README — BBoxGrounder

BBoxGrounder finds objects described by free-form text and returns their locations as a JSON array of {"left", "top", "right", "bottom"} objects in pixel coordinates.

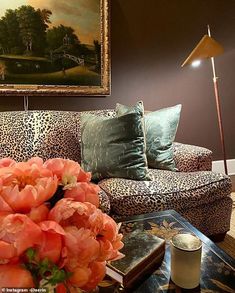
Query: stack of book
[{"left": 106, "top": 228, "right": 165, "bottom": 288}]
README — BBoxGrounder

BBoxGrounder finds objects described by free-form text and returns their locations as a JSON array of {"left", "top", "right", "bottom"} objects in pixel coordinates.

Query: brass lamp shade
[
  {"left": 180, "top": 26, "right": 228, "bottom": 174},
  {"left": 181, "top": 35, "right": 224, "bottom": 67}
]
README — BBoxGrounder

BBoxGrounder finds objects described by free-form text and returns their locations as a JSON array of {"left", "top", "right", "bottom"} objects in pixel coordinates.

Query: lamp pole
[{"left": 207, "top": 25, "right": 228, "bottom": 175}]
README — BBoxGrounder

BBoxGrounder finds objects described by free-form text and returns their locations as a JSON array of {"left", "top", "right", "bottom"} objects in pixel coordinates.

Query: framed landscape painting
[{"left": 0, "top": 0, "right": 110, "bottom": 96}]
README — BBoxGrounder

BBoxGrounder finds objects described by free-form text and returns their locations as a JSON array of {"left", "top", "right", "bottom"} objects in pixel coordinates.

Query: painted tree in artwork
[
  {"left": 47, "top": 25, "right": 80, "bottom": 51},
  {"left": 39, "top": 9, "right": 52, "bottom": 25},
  {"left": 0, "top": 5, "right": 51, "bottom": 56},
  {"left": 0, "top": 19, "right": 8, "bottom": 54},
  {"left": 0, "top": 5, "right": 96, "bottom": 60},
  {"left": 0, "top": 9, "right": 23, "bottom": 54},
  {"left": 2, "top": 9, "right": 22, "bottom": 54},
  {"left": 16, "top": 5, "right": 49, "bottom": 55},
  {"left": 0, "top": 4, "right": 101, "bottom": 86}
]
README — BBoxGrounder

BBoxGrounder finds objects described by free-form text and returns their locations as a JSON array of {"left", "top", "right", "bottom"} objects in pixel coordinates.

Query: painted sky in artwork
[{"left": 0, "top": 0, "right": 100, "bottom": 45}]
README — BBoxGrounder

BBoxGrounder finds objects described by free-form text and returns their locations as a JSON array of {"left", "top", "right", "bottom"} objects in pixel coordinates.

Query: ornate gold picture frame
[{"left": 0, "top": 0, "right": 110, "bottom": 96}]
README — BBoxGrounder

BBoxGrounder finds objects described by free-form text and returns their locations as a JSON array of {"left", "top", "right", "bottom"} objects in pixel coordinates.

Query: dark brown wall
[{"left": 0, "top": 0, "right": 234, "bottom": 160}]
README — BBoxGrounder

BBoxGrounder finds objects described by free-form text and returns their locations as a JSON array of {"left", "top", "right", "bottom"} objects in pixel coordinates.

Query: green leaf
[
  {"left": 26, "top": 248, "right": 36, "bottom": 261},
  {"left": 24, "top": 253, "right": 73, "bottom": 287},
  {"left": 41, "top": 258, "right": 50, "bottom": 267}
]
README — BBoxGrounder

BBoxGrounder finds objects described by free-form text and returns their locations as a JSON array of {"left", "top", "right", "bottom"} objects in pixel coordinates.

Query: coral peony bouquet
[{"left": 0, "top": 157, "right": 124, "bottom": 292}]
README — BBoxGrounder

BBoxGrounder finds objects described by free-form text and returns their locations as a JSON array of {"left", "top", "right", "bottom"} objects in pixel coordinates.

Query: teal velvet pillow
[
  {"left": 116, "top": 103, "right": 182, "bottom": 171},
  {"left": 80, "top": 102, "right": 149, "bottom": 181}
]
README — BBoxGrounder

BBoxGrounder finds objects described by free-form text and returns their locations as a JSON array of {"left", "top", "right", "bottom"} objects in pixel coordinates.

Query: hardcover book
[{"left": 106, "top": 228, "right": 165, "bottom": 288}]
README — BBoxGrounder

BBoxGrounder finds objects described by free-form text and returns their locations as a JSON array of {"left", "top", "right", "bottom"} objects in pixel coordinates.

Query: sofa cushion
[
  {"left": 98, "top": 170, "right": 232, "bottom": 216},
  {"left": 116, "top": 103, "right": 182, "bottom": 171},
  {"left": 80, "top": 102, "right": 149, "bottom": 181}
]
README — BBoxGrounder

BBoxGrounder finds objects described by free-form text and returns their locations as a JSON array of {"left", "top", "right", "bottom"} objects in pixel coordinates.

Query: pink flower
[
  {"left": 0, "top": 160, "right": 58, "bottom": 213},
  {"left": 0, "top": 156, "right": 124, "bottom": 291},
  {"left": 0, "top": 193, "right": 13, "bottom": 213},
  {"left": 0, "top": 264, "right": 35, "bottom": 287},
  {"left": 97, "top": 214, "right": 124, "bottom": 262},
  {"left": 0, "top": 168, "right": 15, "bottom": 186},
  {"left": 49, "top": 202, "right": 106, "bottom": 291},
  {"left": 64, "top": 182, "right": 100, "bottom": 207},
  {"left": 44, "top": 158, "right": 91, "bottom": 185},
  {"left": 37, "top": 221, "right": 65, "bottom": 264},
  {"left": 81, "top": 261, "right": 106, "bottom": 292},
  {"left": 68, "top": 266, "right": 92, "bottom": 288},
  {"left": 64, "top": 226, "right": 100, "bottom": 270},
  {"left": 48, "top": 198, "right": 102, "bottom": 232},
  {"left": 27, "top": 204, "right": 50, "bottom": 223},
  {"left": 0, "top": 158, "right": 16, "bottom": 168},
  {"left": 0, "top": 213, "right": 42, "bottom": 264},
  {"left": 49, "top": 199, "right": 124, "bottom": 262},
  {"left": 64, "top": 260, "right": 106, "bottom": 291},
  {"left": 61, "top": 262, "right": 106, "bottom": 291},
  {"left": 76, "top": 167, "right": 92, "bottom": 182}
]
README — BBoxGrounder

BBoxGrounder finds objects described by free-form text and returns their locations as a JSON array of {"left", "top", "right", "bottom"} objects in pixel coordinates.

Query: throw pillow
[
  {"left": 116, "top": 103, "right": 182, "bottom": 171},
  {"left": 80, "top": 101, "right": 149, "bottom": 181}
]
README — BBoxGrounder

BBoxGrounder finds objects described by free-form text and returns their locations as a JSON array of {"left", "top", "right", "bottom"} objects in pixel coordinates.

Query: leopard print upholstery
[
  {"left": 178, "top": 197, "right": 232, "bottom": 236},
  {"left": 0, "top": 110, "right": 212, "bottom": 171},
  {"left": 0, "top": 110, "right": 232, "bottom": 235},
  {"left": 173, "top": 142, "right": 212, "bottom": 171},
  {"left": 112, "top": 196, "right": 232, "bottom": 237},
  {"left": 0, "top": 110, "right": 114, "bottom": 163},
  {"left": 99, "top": 169, "right": 232, "bottom": 236},
  {"left": 98, "top": 189, "right": 110, "bottom": 214},
  {"left": 0, "top": 110, "right": 114, "bottom": 213}
]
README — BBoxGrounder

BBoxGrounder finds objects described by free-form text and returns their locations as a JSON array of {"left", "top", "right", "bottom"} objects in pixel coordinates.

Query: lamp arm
[
  {"left": 209, "top": 59, "right": 228, "bottom": 174},
  {"left": 207, "top": 25, "right": 228, "bottom": 174}
]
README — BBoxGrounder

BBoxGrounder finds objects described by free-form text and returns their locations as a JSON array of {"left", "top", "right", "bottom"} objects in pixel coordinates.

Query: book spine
[{"left": 124, "top": 249, "right": 165, "bottom": 288}]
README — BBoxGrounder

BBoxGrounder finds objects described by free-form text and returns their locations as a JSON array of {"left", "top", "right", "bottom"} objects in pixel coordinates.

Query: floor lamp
[{"left": 181, "top": 25, "right": 228, "bottom": 175}]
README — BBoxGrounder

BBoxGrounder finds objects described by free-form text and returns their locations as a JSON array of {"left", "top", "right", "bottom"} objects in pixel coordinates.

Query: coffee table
[{"left": 99, "top": 210, "right": 235, "bottom": 292}]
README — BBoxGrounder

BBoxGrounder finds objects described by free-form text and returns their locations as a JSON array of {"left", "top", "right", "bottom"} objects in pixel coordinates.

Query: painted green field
[
  {"left": 0, "top": 54, "right": 50, "bottom": 62},
  {"left": 1, "top": 66, "right": 101, "bottom": 86}
]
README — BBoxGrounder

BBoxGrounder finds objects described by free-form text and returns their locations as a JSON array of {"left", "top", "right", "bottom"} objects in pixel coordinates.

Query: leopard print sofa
[
  {"left": 0, "top": 110, "right": 232, "bottom": 237},
  {"left": 99, "top": 170, "right": 232, "bottom": 236}
]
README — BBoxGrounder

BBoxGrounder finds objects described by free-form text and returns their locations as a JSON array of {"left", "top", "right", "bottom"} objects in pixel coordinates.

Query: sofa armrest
[
  {"left": 99, "top": 189, "right": 111, "bottom": 214},
  {"left": 173, "top": 142, "right": 212, "bottom": 172}
]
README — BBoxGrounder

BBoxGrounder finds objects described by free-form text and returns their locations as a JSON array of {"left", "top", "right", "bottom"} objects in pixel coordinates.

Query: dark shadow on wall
[{"left": 0, "top": 0, "right": 234, "bottom": 160}]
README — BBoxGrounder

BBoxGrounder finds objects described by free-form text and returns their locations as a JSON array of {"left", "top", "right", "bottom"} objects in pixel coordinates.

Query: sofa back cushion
[
  {"left": 116, "top": 103, "right": 182, "bottom": 171},
  {"left": 0, "top": 110, "right": 115, "bottom": 162}
]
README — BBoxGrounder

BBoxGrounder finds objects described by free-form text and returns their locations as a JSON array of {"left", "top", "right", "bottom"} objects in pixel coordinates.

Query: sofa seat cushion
[{"left": 98, "top": 170, "right": 232, "bottom": 216}]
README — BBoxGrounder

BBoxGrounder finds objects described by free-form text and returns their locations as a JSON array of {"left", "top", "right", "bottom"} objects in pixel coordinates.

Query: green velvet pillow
[
  {"left": 116, "top": 103, "right": 182, "bottom": 171},
  {"left": 80, "top": 102, "right": 149, "bottom": 181}
]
